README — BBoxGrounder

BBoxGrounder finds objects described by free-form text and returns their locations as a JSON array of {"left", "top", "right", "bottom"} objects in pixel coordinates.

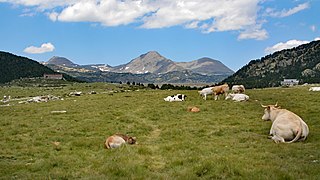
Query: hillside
[
  {"left": 0, "top": 51, "right": 80, "bottom": 84},
  {"left": 223, "top": 40, "right": 320, "bottom": 88}
]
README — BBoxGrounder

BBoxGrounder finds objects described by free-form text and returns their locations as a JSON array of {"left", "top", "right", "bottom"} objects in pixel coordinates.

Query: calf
[
  {"left": 187, "top": 106, "right": 200, "bottom": 112},
  {"left": 261, "top": 103, "right": 309, "bottom": 143},
  {"left": 105, "top": 134, "right": 137, "bottom": 149},
  {"left": 164, "top": 94, "right": 187, "bottom": 102}
]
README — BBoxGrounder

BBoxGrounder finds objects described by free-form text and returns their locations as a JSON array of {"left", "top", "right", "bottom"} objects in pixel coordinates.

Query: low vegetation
[{"left": 1, "top": 83, "right": 319, "bottom": 179}]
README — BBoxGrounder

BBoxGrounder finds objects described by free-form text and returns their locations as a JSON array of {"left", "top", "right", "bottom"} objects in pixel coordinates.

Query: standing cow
[
  {"left": 198, "top": 87, "right": 213, "bottom": 100},
  {"left": 211, "top": 83, "right": 229, "bottom": 100},
  {"left": 261, "top": 103, "right": 309, "bottom": 143}
]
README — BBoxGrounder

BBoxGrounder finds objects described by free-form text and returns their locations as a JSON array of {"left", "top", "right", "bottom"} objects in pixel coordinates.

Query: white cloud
[
  {"left": 266, "top": 2, "right": 309, "bottom": 18},
  {"left": 315, "top": 37, "right": 320, "bottom": 41},
  {"left": 265, "top": 39, "right": 309, "bottom": 54},
  {"left": 310, "top": 25, "right": 316, "bottom": 32},
  {"left": 23, "top": 42, "right": 55, "bottom": 54},
  {"left": 141, "top": 0, "right": 260, "bottom": 32},
  {"left": 54, "top": 0, "right": 154, "bottom": 26},
  {"left": 238, "top": 24, "right": 268, "bottom": 40},
  {"left": 238, "top": 28, "right": 268, "bottom": 40},
  {"left": 2, "top": 0, "right": 264, "bottom": 39},
  {"left": 3, "top": 0, "right": 299, "bottom": 40}
]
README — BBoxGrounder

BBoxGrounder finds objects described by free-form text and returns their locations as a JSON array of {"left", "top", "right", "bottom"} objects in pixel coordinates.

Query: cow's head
[
  {"left": 225, "top": 93, "right": 234, "bottom": 100},
  {"left": 261, "top": 103, "right": 280, "bottom": 121},
  {"left": 127, "top": 136, "right": 137, "bottom": 144}
]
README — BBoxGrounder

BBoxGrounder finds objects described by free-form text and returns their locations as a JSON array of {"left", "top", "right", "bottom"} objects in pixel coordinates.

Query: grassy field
[{"left": 0, "top": 83, "right": 320, "bottom": 179}]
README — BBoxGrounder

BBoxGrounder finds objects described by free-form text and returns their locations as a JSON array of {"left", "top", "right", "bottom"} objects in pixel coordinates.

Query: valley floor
[{"left": 0, "top": 83, "right": 319, "bottom": 179}]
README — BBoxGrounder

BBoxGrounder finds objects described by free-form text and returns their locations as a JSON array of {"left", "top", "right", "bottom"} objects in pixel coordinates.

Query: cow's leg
[
  {"left": 204, "top": 94, "right": 207, "bottom": 100},
  {"left": 272, "top": 135, "right": 285, "bottom": 143}
]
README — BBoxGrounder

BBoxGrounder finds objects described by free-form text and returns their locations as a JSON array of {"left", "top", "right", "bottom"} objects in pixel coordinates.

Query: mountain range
[
  {"left": 45, "top": 51, "right": 234, "bottom": 84},
  {"left": 2, "top": 40, "right": 319, "bottom": 87}
]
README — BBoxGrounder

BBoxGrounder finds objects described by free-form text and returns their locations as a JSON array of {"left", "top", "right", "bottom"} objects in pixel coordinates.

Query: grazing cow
[
  {"left": 187, "top": 106, "right": 200, "bottom": 112},
  {"left": 261, "top": 103, "right": 309, "bottom": 143},
  {"left": 105, "top": 134, "right": 137, "bottom": 149},
  {"left": 225, "top": 93, "right": 249, "bottom": 102},
  {"left": 309, "top": 87, "right": 320, "bottom": 91},
  {"left": 211, "top": 83, "right": 229, "bottom": 100},
  {"left": 231, "top": 85, "right": 245, "bottom": 93},
  {"left": 198, "top": 87, "right": 213, "bottom": 100},
  {"left": 164, "top": 94, "right": 187, "bottom": 102}
]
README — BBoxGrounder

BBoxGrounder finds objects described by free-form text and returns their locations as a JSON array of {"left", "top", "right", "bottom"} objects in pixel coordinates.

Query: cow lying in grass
[
  {"left": 231, "top": 85, "right": 245, "bottom": 93},
  {"left": 164, "top": 94, "right": 187, "bottom": 102},
  {"left": 309, "top": 87, "right": 320, "bottom": 91},
  {"left": 105, "top": 134, "right": 137, "bottom": 149},
  {"left": 187, "top": 106, "right": 200, "bottom": 112},
  {"left": 225, "top": 93, "right": 249, "bottom": 102},
  {"left": 261, "top": 103, "right": 309, "bottom": 143}
]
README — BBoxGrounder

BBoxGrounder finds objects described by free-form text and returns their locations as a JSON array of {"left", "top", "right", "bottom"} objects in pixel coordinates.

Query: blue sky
[{"left": 0, "top": 0, "right": 319, "bottom": 71}]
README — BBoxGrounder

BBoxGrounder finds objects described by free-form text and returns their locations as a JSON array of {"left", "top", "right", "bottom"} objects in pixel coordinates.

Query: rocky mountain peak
[
  {"left": 136, "top": 51, "right": 166, "bottom": 63},
  {"left": 47, "top": 56, "right": 77, "bottom": 67}
]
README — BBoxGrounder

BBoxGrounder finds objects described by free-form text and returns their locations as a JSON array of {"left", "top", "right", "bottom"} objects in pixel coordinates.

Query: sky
[{"left": 0, "top": 0, "right": 319, "bottom": 71}]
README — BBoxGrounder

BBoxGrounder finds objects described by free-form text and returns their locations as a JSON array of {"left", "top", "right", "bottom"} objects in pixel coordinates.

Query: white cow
[
  {"left": 261, "top": 103, "right": 309, "bottom": 143},
  {"left": 231, "top": 85, "right": 245, "bottom": 93},
  {"left": 164, "top": 94, "right": 187, "bottom": 102},
  {"left": 198, "top": 87, "right": 213, "bottom": 100},
  {"left": 225, "top": 93, "right": 249, "bottom": 102},
  {"left": 309, "top": 87, "right": 320, "bottom": 91}
]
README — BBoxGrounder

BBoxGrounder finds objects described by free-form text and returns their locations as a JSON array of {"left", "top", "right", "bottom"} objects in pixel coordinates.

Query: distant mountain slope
[
  {"left": 176, "top": 57, "right": 234, "bottom": 75},
  {"left": 112, "top": 51, "right": 184, "bottom": 74},
  {"left": 47, "top": 56, "right": 78, "bottom": 67},
  {"left": 223, "top": 40, "right": 320, "bottom": 88},
  {"left": 0, "top": 51, "right": 80, "bottom": 84}
]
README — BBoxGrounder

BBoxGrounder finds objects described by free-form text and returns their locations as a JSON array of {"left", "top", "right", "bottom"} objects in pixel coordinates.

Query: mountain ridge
[
  {"left": 222, "top": 40, "right": 320, "bottom": 88},
  {"left": 47, "top": 51, "right": 234, "bottom": 76},
  {"left": 46, "top": 51, "right": 233, "bottom": 84}
]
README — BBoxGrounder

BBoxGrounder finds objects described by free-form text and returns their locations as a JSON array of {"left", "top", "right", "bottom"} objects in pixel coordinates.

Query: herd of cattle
[
  {"left": 164, "top": 84, "right": 247, "bottom": 102},
  {"left": 106, "top": 83, "right": 315, "bottom": 148}
]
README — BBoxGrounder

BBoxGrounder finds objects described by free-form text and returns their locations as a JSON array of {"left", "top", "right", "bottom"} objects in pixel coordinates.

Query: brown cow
[
  {"left": 211, "top": 83, "right": 229, "bottom": 100},
  {"left": 105, "top": 133, "right": 136, "bottom": 149},
  {"left": 187, "top": 106, "right": 200, "bottom": 112}
]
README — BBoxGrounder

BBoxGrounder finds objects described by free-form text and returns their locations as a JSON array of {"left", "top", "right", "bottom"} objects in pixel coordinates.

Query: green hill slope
[
  {"left": 0, "top": 51, "right": 80, "bottom": 84},
  {"left": 223, "top": 40, "right": 320, "bottom": 88}
]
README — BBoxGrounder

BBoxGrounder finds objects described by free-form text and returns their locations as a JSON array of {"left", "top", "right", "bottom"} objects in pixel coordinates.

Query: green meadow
[{"left": 0, "top": 83, "right": 320, "bottom": 179}]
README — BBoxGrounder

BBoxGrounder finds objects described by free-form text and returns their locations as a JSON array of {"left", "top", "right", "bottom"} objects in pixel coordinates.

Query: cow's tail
[{"left": 286, "top": 125, "right": 302, "bottom": 143}]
